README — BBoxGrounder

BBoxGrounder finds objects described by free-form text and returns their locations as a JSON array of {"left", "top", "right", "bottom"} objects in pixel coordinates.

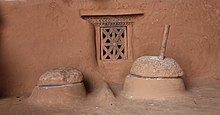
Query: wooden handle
[{"left": 159, "top": 25, "right": 170, "bottom": 60}]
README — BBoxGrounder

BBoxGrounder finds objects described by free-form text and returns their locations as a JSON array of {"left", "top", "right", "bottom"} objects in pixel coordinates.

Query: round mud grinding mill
[
  {"left": 28, "top": 67, "right": 86, "bottom": 106},
  {"left": 123, "top": 25, "right": 186, "bottom": 99}
]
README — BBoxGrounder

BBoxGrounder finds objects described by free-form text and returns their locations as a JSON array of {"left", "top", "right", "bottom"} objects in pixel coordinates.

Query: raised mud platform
[
  {"left": 29, "top": 83, "right": 86, "bottom": 105},
  {"left": 123, "top": 74, "right": 185, "bottom": 99}
]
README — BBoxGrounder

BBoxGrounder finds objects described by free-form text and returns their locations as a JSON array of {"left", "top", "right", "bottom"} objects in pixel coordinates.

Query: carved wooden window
[{"left": 100, "top": 26, "right": 127, "bottom": 61}]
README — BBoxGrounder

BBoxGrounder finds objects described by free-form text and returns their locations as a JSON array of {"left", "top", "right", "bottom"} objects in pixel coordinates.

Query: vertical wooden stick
[{"left": 159, "top": 25, "right": 170, "bottom": 60}]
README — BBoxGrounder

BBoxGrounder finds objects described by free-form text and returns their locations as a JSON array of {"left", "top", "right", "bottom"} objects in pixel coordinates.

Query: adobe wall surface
[{"left": 0, "top": 0, "right": 219, "bottom": 97}]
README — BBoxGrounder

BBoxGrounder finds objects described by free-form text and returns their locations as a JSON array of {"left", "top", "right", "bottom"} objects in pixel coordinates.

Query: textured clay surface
[
  {"left": 130, "top": 56, "right": 184, "bottom": 77},
  {"left": 38, "top": 67, "right": 83, "bottom": 86},
  {"left": 0, "top": 0, "right": 219, "bottom": 98},
  {"left": 87, "top": 82, "right": 116, "bottom": 106},
  {"left": 123, "top": 74, "right": 185, "bottom": 99}
]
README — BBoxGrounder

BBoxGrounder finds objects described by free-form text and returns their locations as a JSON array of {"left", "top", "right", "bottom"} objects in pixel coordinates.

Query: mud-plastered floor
[{"left": 0, "top": 83, "right": 220, "bottom": 115}]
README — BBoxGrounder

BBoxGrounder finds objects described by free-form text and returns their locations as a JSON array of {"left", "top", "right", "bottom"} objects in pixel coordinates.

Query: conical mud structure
[
  {"left": 123, "top": 25, "right": 185, "bottom": 99},
  {"left": 28, "top": 67, "right": 86, "bottom": 105}
]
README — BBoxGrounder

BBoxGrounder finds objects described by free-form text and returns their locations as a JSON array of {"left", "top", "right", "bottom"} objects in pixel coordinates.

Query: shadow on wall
[{"left": 0, "top": 7, "right": 6, "bottom": 98}]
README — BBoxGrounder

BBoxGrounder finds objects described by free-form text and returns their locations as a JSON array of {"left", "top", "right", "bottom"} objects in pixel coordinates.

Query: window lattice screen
[{"left": 100, "top": 27, "right": 127, "bottom": 60}]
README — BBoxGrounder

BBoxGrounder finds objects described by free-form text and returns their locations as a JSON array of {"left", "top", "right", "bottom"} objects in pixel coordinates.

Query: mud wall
[{"left": 0, "top": 0, "right": 219, "bottom": 97}]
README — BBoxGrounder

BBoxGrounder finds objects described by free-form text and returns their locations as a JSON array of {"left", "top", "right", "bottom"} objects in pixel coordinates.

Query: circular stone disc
[
  {"left": 38, "top": 67, "right": 83, "bottom": 86},
  {"left": 130, "top": 56, "right": 184, "bottom": 77}
]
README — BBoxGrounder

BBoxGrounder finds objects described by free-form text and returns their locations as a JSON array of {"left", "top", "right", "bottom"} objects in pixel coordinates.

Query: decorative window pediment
[{"left": 80, "top": 10, "right": 143, "bottom": 64}]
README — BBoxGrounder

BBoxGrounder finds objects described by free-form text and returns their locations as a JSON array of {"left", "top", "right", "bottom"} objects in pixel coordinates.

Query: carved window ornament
[
  {"left": 101, "top": 26, "right": 127, "bottom": 60},
  {"left": 80, "top": 10, "right": 143, "bottom": 64}
]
